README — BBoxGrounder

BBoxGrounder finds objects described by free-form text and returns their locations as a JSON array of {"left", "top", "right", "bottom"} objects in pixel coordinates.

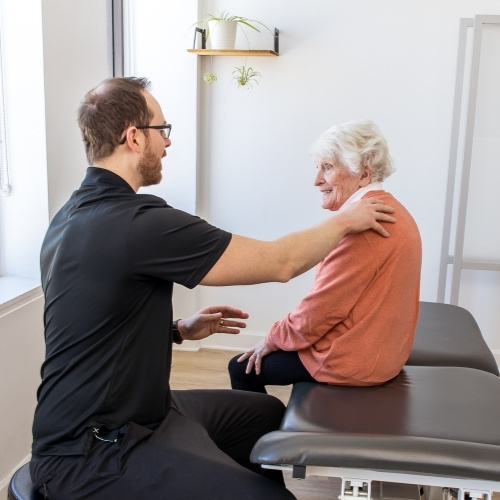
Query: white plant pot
[{"left": 208, "top": 20, "right": 237, "bottom": 50}]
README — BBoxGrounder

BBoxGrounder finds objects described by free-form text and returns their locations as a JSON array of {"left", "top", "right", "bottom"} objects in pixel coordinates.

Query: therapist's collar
[{"left": 343, "top": 181, "right": 384, "bottom": 206}]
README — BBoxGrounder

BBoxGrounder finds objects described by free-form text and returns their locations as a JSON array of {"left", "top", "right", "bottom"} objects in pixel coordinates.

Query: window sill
[{"left": 0, "top": 277, "right": 42, "bottom": 316}]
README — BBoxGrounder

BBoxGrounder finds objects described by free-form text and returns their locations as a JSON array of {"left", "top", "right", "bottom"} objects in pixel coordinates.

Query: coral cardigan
[{"left": 265, "top": 190, "right": 422, "bottom": 386}]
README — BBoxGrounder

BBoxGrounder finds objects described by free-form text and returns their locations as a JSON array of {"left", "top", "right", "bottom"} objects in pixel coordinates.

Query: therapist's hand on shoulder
[
  {"left": 238, "top": 340, "right": 277, "bottom": 375},
  {"left": 178, "top": 306, "right": 249, "bottom": 342},
  {"left": 340, "top": 198, "right": 396, "bottom": 237}
]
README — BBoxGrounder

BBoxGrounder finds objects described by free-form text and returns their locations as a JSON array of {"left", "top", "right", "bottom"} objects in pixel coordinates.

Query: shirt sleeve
[
  {"left": 265, "top": 233, "right": 378, "bottom": 351},
  {"left": 128, "top": 201, "right": 232, "bottom": 289}
]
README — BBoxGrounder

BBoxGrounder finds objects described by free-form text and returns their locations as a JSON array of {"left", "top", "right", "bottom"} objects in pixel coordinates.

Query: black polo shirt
[{"left": 32, "top": 167, "right": 231, "bottom": 456}]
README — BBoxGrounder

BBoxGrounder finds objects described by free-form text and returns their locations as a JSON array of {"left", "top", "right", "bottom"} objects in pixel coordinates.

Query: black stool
[{"left": 8, "top": 463, "right": 42, "bottom": 500}]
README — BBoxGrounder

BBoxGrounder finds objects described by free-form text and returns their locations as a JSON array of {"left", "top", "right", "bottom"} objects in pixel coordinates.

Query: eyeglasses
[
  {"left": 137, "top": 124, "right": 172, "bottom": 139},
  {"left": 119, "top": 124, "right": 172, "bottom": 144}
]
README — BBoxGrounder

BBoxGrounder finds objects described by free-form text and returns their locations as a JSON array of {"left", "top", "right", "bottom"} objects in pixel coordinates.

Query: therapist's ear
[{"left": 123, "top": 127, "right": 141, "bottom": 152}]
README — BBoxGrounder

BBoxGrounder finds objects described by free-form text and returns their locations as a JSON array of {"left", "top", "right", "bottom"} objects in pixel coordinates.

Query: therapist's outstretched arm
[{"left": 201, "top": 197, "right": 395, "bottom": 286}]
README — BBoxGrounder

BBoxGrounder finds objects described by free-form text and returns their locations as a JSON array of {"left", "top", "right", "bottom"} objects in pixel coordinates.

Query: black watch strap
[{"left": 172, "top": 319, "right": 183, "bottom": 345}]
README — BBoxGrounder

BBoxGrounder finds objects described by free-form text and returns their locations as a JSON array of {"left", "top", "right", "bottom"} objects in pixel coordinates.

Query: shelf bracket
[
  {"left": 274, "top": 28, "right": 279, "bottom": 55},
  {"left": 193, "top": 27, "right": 206, "bottom": 49}
]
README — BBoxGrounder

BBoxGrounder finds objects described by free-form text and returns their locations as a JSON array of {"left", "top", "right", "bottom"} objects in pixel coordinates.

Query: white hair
[{"left": 310, "top": 120, "right": 395, "bottom": 182}]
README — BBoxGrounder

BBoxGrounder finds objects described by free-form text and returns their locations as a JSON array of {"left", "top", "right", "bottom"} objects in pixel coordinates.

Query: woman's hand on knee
[{"left": 238, "top": 340, "right": 276, "bottom": 375}]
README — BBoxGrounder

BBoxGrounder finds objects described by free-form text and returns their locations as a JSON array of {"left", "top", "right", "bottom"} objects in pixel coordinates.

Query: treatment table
[{"left": 251, "top": 302, "right": 500, "bottom": 500}]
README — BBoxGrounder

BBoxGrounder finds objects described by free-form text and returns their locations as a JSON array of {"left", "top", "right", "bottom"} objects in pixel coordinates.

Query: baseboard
[
  {"left": 200, "top": 331, "right": 266, "bottom": 351},
  {"left": 0, "top": 454, "right": 30, "bottom": 494}
]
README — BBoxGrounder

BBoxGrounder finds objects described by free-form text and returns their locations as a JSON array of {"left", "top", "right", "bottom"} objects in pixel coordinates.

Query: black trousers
[
  {"left": 30, "top": 390, "right": 296, "bottom": 500},
  {"left": 228, "top": 350, "right": 316, "bottom": 393}
]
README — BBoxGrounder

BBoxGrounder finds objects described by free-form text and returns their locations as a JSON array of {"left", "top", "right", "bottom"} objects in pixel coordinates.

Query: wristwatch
[{"left": 172, "top": 319, "right": 183, "bottom": 345}]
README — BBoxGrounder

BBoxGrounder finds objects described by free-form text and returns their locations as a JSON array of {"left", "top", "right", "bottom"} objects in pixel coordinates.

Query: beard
[{"left": 138, "top": 146, "right": 163, "bottom": 187}]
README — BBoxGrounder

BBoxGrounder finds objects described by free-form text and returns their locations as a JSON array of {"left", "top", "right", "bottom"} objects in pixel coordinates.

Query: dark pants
[
  {"left": 30, "top": 390, "right": 296, "bottom": 500},
  {"left": 228, "top": 350, "right": 316, "bottom": 393}
]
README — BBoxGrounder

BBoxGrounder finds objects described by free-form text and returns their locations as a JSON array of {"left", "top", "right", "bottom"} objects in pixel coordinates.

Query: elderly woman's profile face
[{"left": 314, "top": 159, "right": 368, "bottom": 211}]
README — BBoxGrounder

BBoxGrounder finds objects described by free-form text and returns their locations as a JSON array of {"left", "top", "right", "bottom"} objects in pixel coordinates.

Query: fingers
[
  {"left": 222, "top": 311, "right": 249, "bottom": 320},
  {"left": 372, "top": 201, "right": 396, "bottom": 224},
  {"left": 238, "top": 350, "right": 253, "bottom": 362},
  {"left": 254, "top": 355, "right": 262, "bottom": 375},
  {"left": 372, "top": 206, "right": 396, "bottom": 237},
  {"left": 245, "top": 354, "right": 256, "bottom": 374},
  {"left": 375, "top": 212, "right": 396, "bottom": 224},
  {"left": 245, "top": 353, "right": 261, "bottom": 375},
  {"left": 214, "top": 306, "right": 249, "bottom": 319},
  {"left": 372, "top": 222, "right": 390, "bottom": 238},
  {"left": 339, "top": 198, "right": 396, "bottom": 237},
  {"left": 218, "top": 318, "right": 246, "bottom": 335},
  {"left": 363, "top": 200, "right": 396, "bottom": 237},
  {"left": 216, "top": 307, "right": 247, "bottom": 332},
  {"left": 238, "top": 349, "right": 261, "bottom": 375},
  {"left": 370, "top": 200, "right": 396, "bottom": 214},
  {"left": 219, "top": 319, "right": 247, "bottom": 329}
]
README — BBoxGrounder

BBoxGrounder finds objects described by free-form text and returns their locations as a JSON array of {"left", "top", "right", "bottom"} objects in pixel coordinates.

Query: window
[
  {"left": 0, "top": 20, "right": 10, "bottom": 199},
  {"left": 0, "top": 0, "right": 48, "bottom": 307}
]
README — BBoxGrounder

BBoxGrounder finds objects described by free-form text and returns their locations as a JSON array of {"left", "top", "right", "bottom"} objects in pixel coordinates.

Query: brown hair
[{"left": 77, "top": 77, "right": 153, "bottom": 163}]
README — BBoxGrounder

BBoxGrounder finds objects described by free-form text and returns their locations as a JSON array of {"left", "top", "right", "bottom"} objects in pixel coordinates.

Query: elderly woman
[{"left": 228, "top": 120, "right": 422, "bottom": 392}]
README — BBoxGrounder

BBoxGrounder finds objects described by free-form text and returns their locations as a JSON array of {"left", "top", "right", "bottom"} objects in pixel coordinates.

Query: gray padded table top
[
  {"left": 408, "top": 302, "right": 499, "bottom": 376},
  {"left": 251, "top": 366, "right": 500, "bottom": 481}
]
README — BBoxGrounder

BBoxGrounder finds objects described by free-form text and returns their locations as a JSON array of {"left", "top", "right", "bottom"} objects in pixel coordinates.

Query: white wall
[
  {"left": 42, "top": 0, "right": 113, "bottom": 218},
  {"left": 0, "top": 296, "right": 44, "bottom": 489},
  {"left": 131, "top": 0, "right": 500, "bottom": 361}
]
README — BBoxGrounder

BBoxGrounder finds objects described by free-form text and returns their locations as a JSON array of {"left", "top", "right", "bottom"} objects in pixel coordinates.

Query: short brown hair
[{"left": 77, "top": 77, "right": 153, "bottom": 163}]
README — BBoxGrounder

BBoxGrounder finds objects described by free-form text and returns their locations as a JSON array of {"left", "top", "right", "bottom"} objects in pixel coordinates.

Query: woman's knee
[{"left": 228, "top": 353, "right": 246, "bottom": 377}]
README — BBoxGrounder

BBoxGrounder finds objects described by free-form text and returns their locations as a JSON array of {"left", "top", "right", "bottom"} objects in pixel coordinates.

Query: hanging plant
[
  {"left": 232, "top": 66, "right": 261, "bottom": 89},
  {"left": 203, "top": 56, "right": 217, "bottom": 84},
  {"left": 203, "top": 72, "right": 218, "bottom": 84}
]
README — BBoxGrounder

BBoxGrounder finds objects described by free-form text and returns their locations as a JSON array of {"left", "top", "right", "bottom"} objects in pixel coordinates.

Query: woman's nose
[{"left": 314, "top": 170, "right": 324, "bottom": 186}]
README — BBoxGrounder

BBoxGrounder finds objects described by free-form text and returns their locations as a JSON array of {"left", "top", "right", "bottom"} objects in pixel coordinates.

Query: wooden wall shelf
[
  {"left": 190, "top": 28, "right": 280, "bottom": 56},
  {"left": 188, "top": 49, "right": 278, "bottom": 57}
]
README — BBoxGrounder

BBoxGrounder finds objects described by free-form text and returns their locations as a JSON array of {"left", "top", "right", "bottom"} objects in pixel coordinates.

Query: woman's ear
[{"left": 359, "top": 165, "right": 373, "bottom": 187}]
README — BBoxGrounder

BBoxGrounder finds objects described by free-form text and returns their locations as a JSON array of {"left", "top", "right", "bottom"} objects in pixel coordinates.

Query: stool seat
[{"left": 8, "top": 463, "right": 42, "bottom": 500}]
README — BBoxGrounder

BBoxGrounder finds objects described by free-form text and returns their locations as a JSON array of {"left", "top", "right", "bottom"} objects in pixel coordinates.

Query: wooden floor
[
  {"left": 171, "top": 347, "right": 292, "bottom": 401},
  {"left": 171, "top": 348, "right": 500, "bottom": 500}
]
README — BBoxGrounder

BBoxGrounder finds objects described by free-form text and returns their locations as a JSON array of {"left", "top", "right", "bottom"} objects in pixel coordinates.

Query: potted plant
[
  {"left": 195, "top": 11, "right": 269, "bottom": 50},
  {"left": 193, "top": 11, "right": 272, "bottom": 89}
]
